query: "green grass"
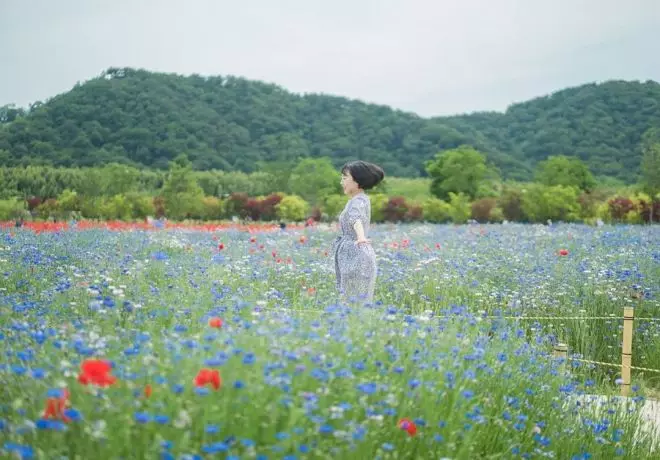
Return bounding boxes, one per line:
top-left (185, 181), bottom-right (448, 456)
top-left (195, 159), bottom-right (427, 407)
top-left (381, 177), bottom-right (432, 202)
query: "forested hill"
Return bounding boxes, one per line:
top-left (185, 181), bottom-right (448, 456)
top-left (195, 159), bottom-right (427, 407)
top-left (1, 67), bottom-right (659, 182)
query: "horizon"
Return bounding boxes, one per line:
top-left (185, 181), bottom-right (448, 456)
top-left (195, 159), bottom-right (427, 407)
top-left (2, 0), bottom-right (659, 117)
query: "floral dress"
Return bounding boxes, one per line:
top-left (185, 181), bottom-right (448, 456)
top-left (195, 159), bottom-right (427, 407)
top-left (332, 192), bottom-right (377, 303)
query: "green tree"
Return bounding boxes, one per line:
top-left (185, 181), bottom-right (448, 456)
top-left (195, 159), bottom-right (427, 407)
top-left (535, 155), bottom-right (596, 191)
top-left (161, 154), bottom-right (205, 219)
top-left (640, 128), bottom-right (660, 222)
top-left (426, 146), bottom-right (489, 200)
top-left (275, 195), bottom-right (309, 221)
top-left (288, 157), bottom-right (341, 205)
top-left (99, 163), bottom-right (141, 196)
top-left (521, 184), bottom-right (581, 222)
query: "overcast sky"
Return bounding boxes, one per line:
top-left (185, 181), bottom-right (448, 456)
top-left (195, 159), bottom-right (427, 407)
top-left (1, 0), bottom-right (659, 117)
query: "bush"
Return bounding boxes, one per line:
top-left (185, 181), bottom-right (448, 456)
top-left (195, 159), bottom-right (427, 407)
top-left (125, 192), bottom-right (156, 219)
top-left (370, 193), bottom-right (389, 223)
top-left (471, 198), bottom-right (498, 223)
top-left (490, 206), bottom-right (504, 223)
top-left (323, 194), bottom-right (349, 220)
top-left (258, 193), bottom-right (284, 221)
top-left (521, 184), bottom-right (580, 222)
top-left (224, 192), bottom-right (250, 219)
top-left (199, 196), bottom-right (224, 221)
top-left (639, 200), bottom-right (660, 223)
top-left (405, 204), bottom-right (423, 222)
top-left (275, 195), bottom-right (309, 221)
top-left (422, 198), bottom-right (452, 223)
top-left (607, 196), bottom-right (636, 221)
top-left (498, 187), bottom-right (526, 222)
top-left (383, 196), bottom-right (410, 222)
top-left (448, 192), bottom-right (471, 224)
top-left (0, 198), bottom-right (27, 221)
top-left (35, 199), bottom-right (60, 220)
top-left (100, 194), bottom-right (133, 221)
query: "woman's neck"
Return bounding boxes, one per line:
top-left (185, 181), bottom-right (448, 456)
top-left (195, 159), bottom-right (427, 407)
top-left (349, 189), bottom-right (364, 198)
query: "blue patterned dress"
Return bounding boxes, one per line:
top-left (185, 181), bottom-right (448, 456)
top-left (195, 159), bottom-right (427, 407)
top-left (332, 192), bottom-right (377, 303)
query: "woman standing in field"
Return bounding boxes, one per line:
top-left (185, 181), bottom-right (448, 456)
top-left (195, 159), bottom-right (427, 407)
top-left (333, 160), bottom-right (385, 304)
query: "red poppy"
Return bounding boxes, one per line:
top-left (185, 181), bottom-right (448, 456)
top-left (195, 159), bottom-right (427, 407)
top-left (208, 317), bottom-right (223, 328)
top-left (435, 243), bottom-right (441, 249)
top-left (144, 384), bottom-right (152, 398)
top-left (43, 389), bottom-right (70, 422)
top-left (218, 243), bottom-right (225, 250)
top-left (78, 359), bottom-right (117, 387)
top-left (558, 249), bottom-right (569, 256)
top-left (398, 418), bottom-right (417, 436)
top-left (194, 369), bottom-right (222, 390)
top-left (250, 236), bottom-right (257, 243)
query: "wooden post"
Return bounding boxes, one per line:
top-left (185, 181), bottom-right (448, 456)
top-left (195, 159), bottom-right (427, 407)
top-left (553, 343), bottom-right (568, 371)
top-left (621, 306), bottom-right (634, 397)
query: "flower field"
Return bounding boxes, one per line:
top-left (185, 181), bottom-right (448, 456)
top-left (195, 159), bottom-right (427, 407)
top-left (1, 222), bottom-right (659, 459)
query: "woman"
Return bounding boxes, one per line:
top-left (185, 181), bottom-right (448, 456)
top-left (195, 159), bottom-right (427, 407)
top-left (333, 160), bottom-right (385, 304)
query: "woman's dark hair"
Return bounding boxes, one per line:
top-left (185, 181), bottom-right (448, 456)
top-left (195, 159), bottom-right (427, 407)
top-left (341, 160), bottom-right (385, 190)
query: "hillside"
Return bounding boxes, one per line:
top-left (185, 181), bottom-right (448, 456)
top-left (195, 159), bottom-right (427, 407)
top-left (1, 67), bottom-right (659, 182)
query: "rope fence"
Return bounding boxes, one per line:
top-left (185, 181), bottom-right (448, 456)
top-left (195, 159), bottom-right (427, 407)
top-left (270, 304), bottom-right (660, 396)
top-left (547, 306), bottom-right (660, 396)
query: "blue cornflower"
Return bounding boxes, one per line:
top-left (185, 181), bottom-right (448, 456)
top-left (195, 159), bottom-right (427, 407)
top-left (356, 382), bottom-right (378, 394)
top-left (201, 442), bottom-right (229, 454)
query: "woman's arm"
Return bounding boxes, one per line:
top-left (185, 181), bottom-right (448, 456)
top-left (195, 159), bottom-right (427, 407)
top-left (353, 220), bottom-right (369, 243)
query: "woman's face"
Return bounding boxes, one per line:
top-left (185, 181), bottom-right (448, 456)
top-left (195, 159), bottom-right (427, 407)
top-left (341, 170), bottom-right (360, 195)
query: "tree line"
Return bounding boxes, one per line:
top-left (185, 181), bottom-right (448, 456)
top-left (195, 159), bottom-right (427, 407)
top-left (1, 140), bottom-right (658, 224)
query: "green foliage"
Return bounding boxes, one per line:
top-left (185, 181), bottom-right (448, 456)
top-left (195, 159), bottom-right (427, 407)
top-left (535, 155), bottom-right (596, 191)
top-left (288, 157), bottom-right (341, 205)
top-left (125, 192), bottom-right (156, 219)
top-left (99, 194), bottom-right (133, 221)
top-left (640, 128), bottom-right (660, 221)
top-left (322, 194), bottom-right (349, 220)
top-left (275, 195), bottom-right (309, 221)
top-left (161, 154), bottom-right (205, 219)
top-left (0, 198), bottom-right (27, 220)
top-left (471, 197), bottom-right (499, 223)
top-left (0, 156), bottom-right (656, 224)
top-left (447, 192), bottom-right (472, 224)
top-left (369, 193), bottom-right (389, 223)
top-left (521, 184), bottom-right (581, 222)
top-left (384, 177), bottom-right (432, 201)
top-left (56, 189), bottom-right (81, 214)
top-left (2, 68), bottom-right (659, 181)
top-left (422, 197), bottom-right (452, 223)
top-left (426, 146), bottom-right (490, 200)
